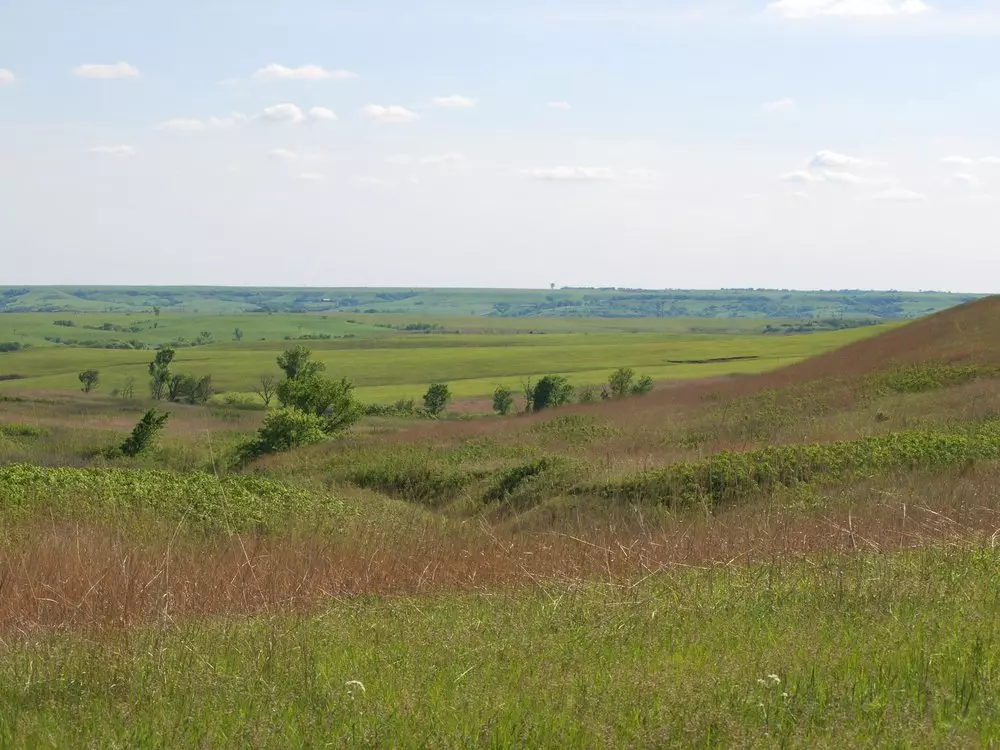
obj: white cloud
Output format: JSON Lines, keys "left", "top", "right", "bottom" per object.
{"left": 948, "top": 172, "right": 981, "bottom": 191}
{"left": 89, "top": 145, "right": 137, "bottom": 157}
{"left": 308, "top": 106, "right": 338, "bottom": 122}
{"left": 297, "top": 172, "right": 326, "bottom": 182}
{"left": 386, "top": 153, "right": 465, "bottom": 167}
{"left": 72, "top": 62, "right": 140, "bottom": 79}
{"left": 253, "top": 64, "right": 357, "bottom": 82}
{"left": 809, "top": 150, "right": 872, "bottom": 169}
{"left": 524, "top": 166, "right": 616, "bottom": 182}
{"left": 260, "top": 103, "right": 306, "bottom": 124}
{"left": 941, "top": 155, "right": 978, "bottom": 166}
{"left": 362, "top": 104, "right": 420, "bottom": 123}
{"left": 431, "top": 94, "right": 477, "bottom": 108}
{"left": 821, "top": 170, "right": 866, "bottom": 185}
{"left": 761, "top": 97, "right": 796, "bottom": 114}
{"left": 792, "top": 191, "right": 811, "bottom": 200}
{"left": 268, "top": 148, "right": 298, "bottom": 161}
{"left": 866, "top": 187, "right": 927, "bottom": 202}
{"left": 156, "top": 114, "right": 246, "bottom": 132}
{"left": 547, "top": 101, "right": 572, "bottom": 110}
{"left": 780, "top": 169, "right": 823, "bottom": 183}
{"left": 768, "top": 0, "right": 931, "bottom": 19}
{"left": 0, "top": 69, "right": 14, "bottom": 85}
{"left": 942, "top": 155, "right": 1000, "bottom": 167}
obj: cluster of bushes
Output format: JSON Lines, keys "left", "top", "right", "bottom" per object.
{"left": 0, "top": 342, "right": 27, "bottom": 352}
{"left": 864, "top": 363, "right": 996, "bottom": 397}
{"left": 492, "top": 368, "right": 655, "bottom": 416}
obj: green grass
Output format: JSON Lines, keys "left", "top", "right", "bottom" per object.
{"left": 0, "top": 326, "right": 887, "bottom": 402}
{"left": 2, "top": 547, "right": 998, "bottom": 747}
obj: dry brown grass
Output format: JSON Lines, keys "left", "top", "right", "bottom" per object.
{"left": 3, "top": 468, "right": 998, "bottom": 638}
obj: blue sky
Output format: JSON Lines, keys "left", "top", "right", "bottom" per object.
{"left": 2, "top": 0, "right": 999, "bottom": 291}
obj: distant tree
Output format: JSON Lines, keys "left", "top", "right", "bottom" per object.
{"left": 550, "top": 283, "right": 556, "bottom": 291}
{"left": 190, "top": 375, "right": 214, "bottom": 404}
{"left": 234, "top": 328, "right": 244, "bottom": 343}
{"left": 148, "top": 346, "right": 175, "bottom": 400}
{"left": 608, "top": 367, "right": 636, "bottom": 398}
{"left": 252, "top": 374, "right": 277, "bottom": 407}
{"left": 423, "top": 383, "right": 452, "bottom": 416}
{"left": 167, "top": 373, "right": 192, "bottom": 402}
{"left": 276, "top": 345, "right": 325, "bottom": 380}
{"left": 120, "top": 377, "right": 136, "bottom": 400}
{"left": 119, "top": 409, "right": 170, "bottom": 457}
{"left": 492, "top": 385, "right": 514, "bottom": 416}
{"left": 631, "top": 375, "right": 654, "bottom": 395}
{"left": 531, "top": 375, "right": 574, "bottom": 412}
{"left": 152, "top": 306, "right": 161, "bottom": 317}
{"left": 78, "top": 369, "right": 100, "bottom": 393}
{"left": 521, "top": 378, "right": 535, "bottom": 414}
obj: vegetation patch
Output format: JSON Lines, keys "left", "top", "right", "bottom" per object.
{"left": 865, "top": 363, "right": 997, "bottom": 396}
{"left": 530, "top": 414, "right": 620, "bottom": 444}
{"left": 0, "top": 464, "right": 343, "bottom": 532}
{"left": 344, "top": 454, "right": 481, "bottom": 506}
{"left": 598, "top": 421, "right": 1000, "bottom": 508}
{"left": 0, "top": 423, "right": 48, "bottom": 439}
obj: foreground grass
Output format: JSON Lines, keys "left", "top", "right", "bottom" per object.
{"left": 1, "top": 547, "right": 997, "bottom": 747}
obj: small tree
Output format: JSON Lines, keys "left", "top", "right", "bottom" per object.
{"left": 607, "top": 367, "right": 636, "bottom": 398}
{"left": 148, "top": 347, "right": 175, "bottom": 400}
{"left": 521, "top": 378, "right": 535, "bottom": 414}
{"left": 119, "top": 409, "right": 170, "bottom": 457}
{"left": 492, "top": 385, "right": 514, "bottom": 416}
{"left": 253, "top": 374, "right": 277, "bottom": 407}
{"left": 78, "top": 369, "right": 100, "bottom": 393}
{"left": 531, "top": 375, "right": 574, "bottom": 412}
{"left": 423, "top": 383, "right": 452, "bottom": 416}
{"left": 276, "top": 345, "right": 325, "bottom": 380}
{"left": 234, "top": 328, "right": 244, "bottom": 343}
{"left": 631, "top": 375, "right": 654, "bottom": 395}
{"left": 120, "top": 377, "right": 135, "bottom": 400}
{"left": 276, "top": 374, "right": 361, "bottom": 434}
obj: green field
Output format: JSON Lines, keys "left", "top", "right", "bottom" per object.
{"left": 0, "top": 320, "right": 888, "bottom": 402}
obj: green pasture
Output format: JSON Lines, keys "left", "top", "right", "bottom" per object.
{"left": 0, "top": 326, "right": 887, "bottom": 402}
{"left": 2, "top": 548, "right": 998, "bottom": 747}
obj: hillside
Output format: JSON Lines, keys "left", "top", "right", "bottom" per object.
{"left": 0, "top": 286, "right": 981, "bottom": 319}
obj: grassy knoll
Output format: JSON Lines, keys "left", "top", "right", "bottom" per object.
{"left": 0, "top": 325, "right": 887, "bottom": 402}
{"left": 2, "top": 548, "right": 998, "bottom": 747}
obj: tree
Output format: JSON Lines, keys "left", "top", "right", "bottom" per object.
{"left": 233, "top": 328, "right": 244, "bottom": 343}
{"left": 120, "top": 377, "right": 135, "bottom": 400}
{"left": 252, "top": 374, "right": 277, "bottom": 407}
{"left": 608, "top": 367, "right": 636, "bottom": 398}
{"left": 276, "top": 374, "right": 361, "bottom": 434}
{"left": 492, "top": 385, "right": 514, "bottom": 416}
{"left": 119, "top": 409, "right": 170, "bottom": 457}
{"left": 521, "top": 378, "right": 535, "bottom": 414}
{"left": 277, "top": 345, "right": 325, "bottom": 380}
{"left": 148, "top": 347, "right": 175, "bottom": 400}
{"left": 152, "top": 306, "right": 161, "bottom": 317}
{"left": 423, "top": 383, "right": 451, "bottom": 416}
{"left": 631, "top": 375, "right": 654, "bottom": 395}
{"left": 78, "top": 369, "right": 100, "bottom": 393}
{"left": 531, "top": 375, "right": 574, "bottom": 412}
{"left": 167, "top": 374, "right": 214, "bottom": 404}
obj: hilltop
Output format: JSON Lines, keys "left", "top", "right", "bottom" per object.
{"left": 0, "top": 285, "right": 981, "bottom": 319}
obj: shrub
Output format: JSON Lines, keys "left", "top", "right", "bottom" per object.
{"left": 78, "top": 369, "right": 100, "bottom": 393}
{"left": 493, "top": 385, "right": 515, "bottom": 416}
{"left": 531, "top": 375, "right": 574, "bottom": 412}
{"left": 119, "top": 409, "right": 171, "bottom": 458}
{"left": 276, "top": 375, "right": 361, "bottom": 434}
{"left": 423, "top": 383, "right": 452, "bottom": 416}
{"left": 238, "top": 408, "right": 328, "bottom": 462}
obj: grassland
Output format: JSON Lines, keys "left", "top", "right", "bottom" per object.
{"left": 3, "top": 296, "right": 1000, "bottom": 747}
{"left": 0, "top": 314, "right": 888, "bottom": 402}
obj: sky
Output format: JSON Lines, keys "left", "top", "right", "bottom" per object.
{"left": 2, "top": 0, "right": 999, "bottom": 292}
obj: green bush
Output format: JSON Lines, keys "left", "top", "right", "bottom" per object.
{"left": 531, "top": 375, "right": 574, "bottom": 412}
{"left": 238, "top": 408, "right": 328, "bottom": 462}
{"left": 119, "top": 409, "right": 171, "bottom": 458}
{"left": 493, "top": 385, "right": 515, "bottom": 415}
{"left": 423, "top": 383, "right": 452, "bottom": 416}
